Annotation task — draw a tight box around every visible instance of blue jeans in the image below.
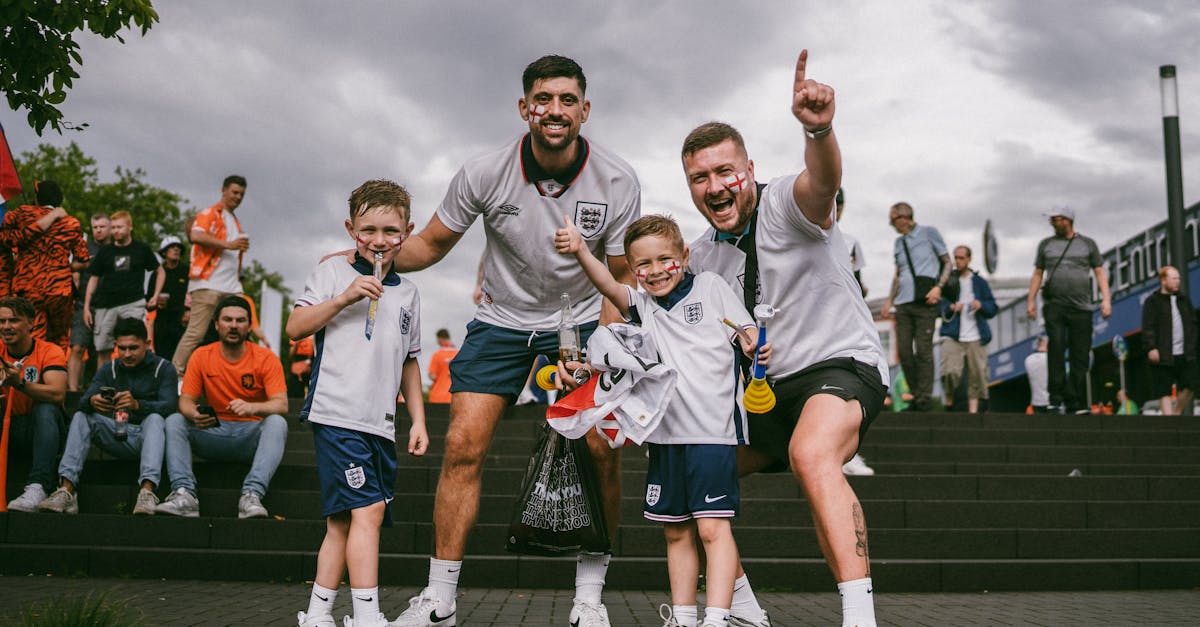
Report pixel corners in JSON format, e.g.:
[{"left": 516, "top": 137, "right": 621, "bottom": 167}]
[
  {"left": 162, "top": 413, "right": 288, "bottom": 497},
  {"left": 9, "top": 402, "right": 64, "bottom": 490},
  {"left": 57, "top": 411, "right": 166, "bottom": 488}
]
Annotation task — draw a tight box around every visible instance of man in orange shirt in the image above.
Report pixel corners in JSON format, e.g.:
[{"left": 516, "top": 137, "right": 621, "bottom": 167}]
[
  {"left": 0, "top": 180, "right": 89, "bottom": 351},
  {"left": 426, "top": 329, "right": 457, "bottom": 404},
  {"left": 172, "top": 175, "right": 249, "bottom": 376},
  {"left": 1, "top": 297, "right": 68, "bottom": 512},
  {"left": 156, "top": 295, "right": 288, "bottom": 519}
]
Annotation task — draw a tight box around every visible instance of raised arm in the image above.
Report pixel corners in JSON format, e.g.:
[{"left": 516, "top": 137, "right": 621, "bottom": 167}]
[
  {"left": 788, "top": 49, "right": 842, "bottom": 228},
  {"left": 554, "top": 215, "right": 631, "bottom": 318},
  {"left": 391, "top": 214, "right": 464, "bottom": 273}
]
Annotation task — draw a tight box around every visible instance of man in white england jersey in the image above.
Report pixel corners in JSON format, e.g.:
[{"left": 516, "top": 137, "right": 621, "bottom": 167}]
[
  {"left": 390, "top": 55, "right": 640, "bottom": 627},
  {"left": 683, "top": 51, "right": 888, "bottom": 627}
]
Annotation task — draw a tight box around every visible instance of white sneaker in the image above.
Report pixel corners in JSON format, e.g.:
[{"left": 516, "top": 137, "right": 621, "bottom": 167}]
[
  {"left": 238, "top": 491, "right": 269, "bottom": 519},
  {"left": 569, "top": 599, "right": 610, "bottom": 627},
  {"left": 728, "top": 612, "right": 772, "bottom": 626},
  {"left": 37, "top": 487, "right": 78, "bottom": 514},
  {"left": 389, "top": 587, "right": 456, "bottom": 626},
  {"left": 658, "top": 604, "right": 682, "bottom": 627},
  {"left": 842, "top": 454, "right": 875, "bottom": 476},
  {"left": 155, "top": 487, "right": 200, "bottom": 517},
  {"left": 515, "top": 387, "right": 538, "bottom": 406},
  {"left": 133, "top": 487, "right": 159, "bottom": 515},
  {"left": 7, "top": 484, "right": 47, "bottom": 512},
  {"left": 298, "top": 610, "right": 337, "bottom": 627}
]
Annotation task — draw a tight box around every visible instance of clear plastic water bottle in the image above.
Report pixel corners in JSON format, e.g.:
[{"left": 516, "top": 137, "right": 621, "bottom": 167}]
[{"left": 114, "top": 409, "right": 129, "bottom": 441}]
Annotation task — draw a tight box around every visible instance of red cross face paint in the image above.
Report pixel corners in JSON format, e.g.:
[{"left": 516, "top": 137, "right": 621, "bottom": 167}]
[
  {"left": 354, "top": 231, "right": 405, "bottom": 252},
  {"left": 530, "top": 103, "right": 547, "bottom": 124},
  {"left": 724, "top": 172, "right": 749, "bottom": 194}
]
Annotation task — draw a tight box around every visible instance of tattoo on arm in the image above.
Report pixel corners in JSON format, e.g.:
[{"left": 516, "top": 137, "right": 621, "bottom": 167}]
[
  {"left": 853, "top": 502, "right": 871, "bottom": 575},
  {"left": 937, "top": 253, "right": 953, "bottom": 285}
]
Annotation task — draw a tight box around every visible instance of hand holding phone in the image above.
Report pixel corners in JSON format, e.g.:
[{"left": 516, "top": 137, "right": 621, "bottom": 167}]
[{"left": 195, "top": 404, "right": 219, "bottom": 429}]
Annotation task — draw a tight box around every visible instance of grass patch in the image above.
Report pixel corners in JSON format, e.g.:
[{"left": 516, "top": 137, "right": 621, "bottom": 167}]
[{"left": 16, "top": 591, "right": 144, "bottom": 627}]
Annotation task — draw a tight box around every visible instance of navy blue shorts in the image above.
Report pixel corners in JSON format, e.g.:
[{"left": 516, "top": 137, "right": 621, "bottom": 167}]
[
  {"left": 748, "top": 357, "right": 887, "bottom": 473},
  {"left": 312, "top": 422, "right": 398, "bottom": 525},
  {"left": 643, "top": 443, "right": 739, "bottom": 522},
  {"left": 449, "top": 319, "right": 598, "bottom": 397}
]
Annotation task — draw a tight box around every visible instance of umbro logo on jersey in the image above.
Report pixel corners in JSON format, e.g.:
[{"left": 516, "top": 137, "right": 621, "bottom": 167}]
[
  {"left": 497, "top": 203, "right": 521, "bottom": 216},
  {"left": 704, "top": 494, "right": 726, "bottom": 503}
]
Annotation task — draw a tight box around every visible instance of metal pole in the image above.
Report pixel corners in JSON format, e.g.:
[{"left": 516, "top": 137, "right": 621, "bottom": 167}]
[{"left": 1161, "top": 65, "right": 1188, "bottom": 299}]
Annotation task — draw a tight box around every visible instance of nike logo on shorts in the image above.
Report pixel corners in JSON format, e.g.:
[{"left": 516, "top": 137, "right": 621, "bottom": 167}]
[{"left": 704, "top": 494, "right": 726, "bottom": 503}]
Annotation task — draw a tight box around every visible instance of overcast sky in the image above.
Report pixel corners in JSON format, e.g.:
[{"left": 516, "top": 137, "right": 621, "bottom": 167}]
[{"left": 4, "top": 1, "right": 1198, "bottom": 379}]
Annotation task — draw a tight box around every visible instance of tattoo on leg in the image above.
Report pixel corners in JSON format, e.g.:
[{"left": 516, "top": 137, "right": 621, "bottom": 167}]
[{"left": 853, "top": 502, "right": 871, "bottom": 575}]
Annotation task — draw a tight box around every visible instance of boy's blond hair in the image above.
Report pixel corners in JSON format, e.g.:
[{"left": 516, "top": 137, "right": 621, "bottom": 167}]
[
  {"left": 622, "top": 214, "right": 685, "bottom": 256},
  {"left": 348, "top": 179, "right": 411, "bottom": 222}
]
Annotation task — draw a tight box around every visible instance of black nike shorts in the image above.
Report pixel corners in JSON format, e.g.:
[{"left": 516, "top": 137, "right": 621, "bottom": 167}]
[{"left": 746, "top": 357, "right": 887, "bottom": 473}]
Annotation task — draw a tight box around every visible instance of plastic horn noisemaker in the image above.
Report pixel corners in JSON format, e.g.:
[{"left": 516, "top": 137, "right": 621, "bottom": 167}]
[
  {"left": 364, "top": 251, "right": 383, "bottom": 340},
  {"left": 535, "top": 364, "right": 559, "bottom": 391},
  {"left": 742, "top": 304, "right": 778, "bottom": 414}
]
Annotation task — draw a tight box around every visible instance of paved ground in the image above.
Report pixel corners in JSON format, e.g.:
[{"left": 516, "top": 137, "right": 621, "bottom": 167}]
[{"left": 1, "top": 576, "right": 1198, "bottom": 625}]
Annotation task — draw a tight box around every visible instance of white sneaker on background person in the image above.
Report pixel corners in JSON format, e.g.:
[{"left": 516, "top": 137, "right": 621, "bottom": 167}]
[{"left": 842, "top": 454, "right": 875, "bottom": 476}]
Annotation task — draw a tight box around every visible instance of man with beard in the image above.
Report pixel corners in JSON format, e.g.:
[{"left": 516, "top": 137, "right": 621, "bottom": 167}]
[
  {"left": 390, "top": 55, "right": 639, "bottom": 627},
  {"left": 1140, "top": 265, "right": 1194, "bottom": 415},
  {"left": 156, "top": 296, "right": 288, "bottom": 519},
  {"left": 173, "top": 175, "right": 249, "bottom": 377},
  {"left": 1026, "top": 206, "right": 1110, "bottom": 414},
  {"left": 683, "top": 51, "right": 888, "bottom": 627},
  {"left": 69, "top": 213, "right": 112, "bottom": 391}
]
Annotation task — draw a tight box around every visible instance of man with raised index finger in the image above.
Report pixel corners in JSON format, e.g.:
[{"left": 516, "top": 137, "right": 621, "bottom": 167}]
[
  {"left": 388, "top": 55, "right": 640, "bottom": 627},
  {"left": 684, "top": 50, "right": 888, "bottom": 627}
]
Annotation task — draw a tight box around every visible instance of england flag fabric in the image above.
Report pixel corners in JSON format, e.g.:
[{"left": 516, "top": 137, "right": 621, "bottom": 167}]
[{"left": 546, "top": 323, "right": 677, "bottom": 447}]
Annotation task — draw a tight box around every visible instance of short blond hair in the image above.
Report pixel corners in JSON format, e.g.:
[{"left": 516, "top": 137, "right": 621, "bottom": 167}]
[
  {"left": 348, "top": 179, "right": 411, "bottom": 222},
  {"left": 623, "top": 214, "right": 684, "bottom": 254}
]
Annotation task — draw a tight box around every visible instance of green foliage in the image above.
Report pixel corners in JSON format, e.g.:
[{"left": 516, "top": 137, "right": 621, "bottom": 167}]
[
  {"left": 1, "top": 0, "right": 158, "bottom": 135},
  {"left": 242, "top": 259, "right": 293, "bottom": 350},
  {"left": 13, "top": 141, "right": 187, "bottom": 248},
  {"left": 16, "top": 591, "right": 144, "bottom": 626}
]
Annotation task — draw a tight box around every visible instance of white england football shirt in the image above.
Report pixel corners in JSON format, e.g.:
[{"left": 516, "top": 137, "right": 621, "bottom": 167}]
[
  {"left": 294, "top": 255, "right": 422, "bottom": 441},
  {"left": 627, "top": 272, "right": 753, "bottom": 445},
  {"left": 689, "top": 174, "right": 888, "bottom": 387},
  {"left": 437, "top": 134, "right": 641, "bottom": 330}
]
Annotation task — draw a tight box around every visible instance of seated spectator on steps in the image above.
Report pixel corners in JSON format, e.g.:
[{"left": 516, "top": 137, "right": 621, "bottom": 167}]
[
  {"left": 157, "top": 296, "right": 288, "bottom": 519},
  {"left": 37, "top": 317, "right": 178, "bottom": 515},
  {"left": 1, "top": 297, "right": 68, "bottom": 512}
]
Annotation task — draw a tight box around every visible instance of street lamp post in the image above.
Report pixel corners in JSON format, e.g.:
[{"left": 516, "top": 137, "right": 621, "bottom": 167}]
[{"left": 1161, "top": 65, "right": 1188, "bottom": 298}]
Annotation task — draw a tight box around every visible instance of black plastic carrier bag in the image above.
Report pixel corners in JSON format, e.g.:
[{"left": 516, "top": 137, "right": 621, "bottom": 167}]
[{"left": 505, "top": 422, "right": 610, "bottom": 556}]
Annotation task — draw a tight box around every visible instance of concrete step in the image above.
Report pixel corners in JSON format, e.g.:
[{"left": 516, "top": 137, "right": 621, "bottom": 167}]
[
  {"left": 2, "top": 542, "right": 1196, "bottom": 591},
  {"left": 8, "top": 514, "right": 1198, "bottom": 560}
]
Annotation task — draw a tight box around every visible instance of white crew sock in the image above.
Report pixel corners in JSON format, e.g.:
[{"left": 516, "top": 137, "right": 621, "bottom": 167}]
[
  {"left": 673, "top": 604, "right": 697, "bottom": 626},
  {"left": 703, "top": 606, "right": 730, "bottom": 626},
  {"left": 351, "top": 586, "right": 380, "bottom": 622},
  {"left": 574, "top": 552, "right": 611, "bottom": 605},
  {"left": 837, "top": 577, "right": 877, "bottom": 627},
  {"left": 429, "top": 557, "right": 462, "bottom": 603},
  {"left": 730, "top": 574, "right": 767, "bottom": 620},
  {"left": 305, "top": 582, "right": 337, "bottom": 617}
]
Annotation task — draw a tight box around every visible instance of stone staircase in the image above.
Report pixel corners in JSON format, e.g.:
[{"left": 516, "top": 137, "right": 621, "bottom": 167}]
[{"left": 3, "top": 403, "right": 1198, "bottom": 592}]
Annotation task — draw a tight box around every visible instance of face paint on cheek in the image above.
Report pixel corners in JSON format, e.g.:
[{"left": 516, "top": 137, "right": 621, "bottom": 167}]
[
  {"left": 723, "top": 172, "right": 749, "bottom": 194},
  {"left": 530, "top": 103, "right": 547, "bottom": 124},
  {"left": 665, "top": 260, "right": 681, "bottom": 275},
  {"left": 634, "top": 268, "right": 649, "bottom": 282}
]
